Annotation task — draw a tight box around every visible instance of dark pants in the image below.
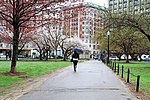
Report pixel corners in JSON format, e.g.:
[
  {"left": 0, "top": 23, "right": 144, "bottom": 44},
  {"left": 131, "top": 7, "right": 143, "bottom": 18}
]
[{"left": 73, "top": 61, "right": 78, "bottom": 72}]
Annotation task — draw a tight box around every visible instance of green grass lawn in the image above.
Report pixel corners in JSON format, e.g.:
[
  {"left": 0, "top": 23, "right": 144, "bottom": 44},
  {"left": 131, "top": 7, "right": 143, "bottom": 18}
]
[
  {"left": 114, "top": 61, "right": 150, "bottom": 92},
  {"left": 0, "top": 61, "right": 71, "bottom": 95}
]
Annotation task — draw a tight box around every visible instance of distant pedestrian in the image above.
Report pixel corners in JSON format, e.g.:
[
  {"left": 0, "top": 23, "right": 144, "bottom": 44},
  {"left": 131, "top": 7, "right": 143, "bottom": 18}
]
[
  {"left": 71, "top": 51, "right": 79, "bottom": 72},
  {"left": 6, "top": 52, "right": 9, "bottom": 60}
]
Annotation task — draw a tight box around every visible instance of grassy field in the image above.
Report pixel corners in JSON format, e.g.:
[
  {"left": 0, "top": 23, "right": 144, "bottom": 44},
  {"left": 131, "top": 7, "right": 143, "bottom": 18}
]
[
  {"left": 114, "top": 61, "right": 150, "bottom": 92},
  {"left": 0, "top": 61, "right": 71, "bottom": 95}
]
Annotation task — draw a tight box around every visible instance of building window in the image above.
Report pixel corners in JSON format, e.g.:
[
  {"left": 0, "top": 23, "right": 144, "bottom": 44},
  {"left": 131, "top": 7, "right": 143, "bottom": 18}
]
[
  {"left": 86, "top": 40, "right": 88, "bottom": 43},
  {"left": 90, "top": 13, "right": 93, "bottom": 16},
  {"left": 82, "top": 35, "right": 84, "bottom": 39},
  {"left": 90, "top": 31, "right": 92, "bottom": 35},
  {"left": 86, "top": 35, "right": 88, "bottom": 39},
  {"left": 89, "top": 40, "right": 91, "bottom": 43},
  {"left": 93, "top": 51, "right": 95, "bottom": 54},
  {"left": 86, "top": 30, "right": 89, "bottom": 34},
  {"left": 93, "top": 45, "right": 95, "bottom": 49},
  {"left": 97, "top": 45, "right": 100, "bottom": 49}
]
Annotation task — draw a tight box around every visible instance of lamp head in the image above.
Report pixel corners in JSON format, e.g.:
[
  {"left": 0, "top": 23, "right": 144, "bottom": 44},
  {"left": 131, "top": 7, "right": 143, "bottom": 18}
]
[{"left": 107, "top": 31, "right": 110, "bottom": 36}]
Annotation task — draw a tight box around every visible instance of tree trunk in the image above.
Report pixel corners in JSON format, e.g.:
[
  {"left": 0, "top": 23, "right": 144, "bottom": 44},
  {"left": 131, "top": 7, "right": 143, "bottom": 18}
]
[
  {"left": 126, "top": 52, "right": 130, "bottom": 63},
  {"left": 118, "top": 52, "right": 121, "bottom": 61},
  {"left": 39, "top": 52, "right": 42, "bottom": 60},
  {"left": 55, "top": 49, "right": 57, "bottom": 62},
  {"left": 63, "top": 53, "right": 67, "bottom": 61},
  {"left": 46, "top": 50, "right": 48, "bottom": 61},
  {"left": 10, "top": 35, "right": 19, "bottom": 73},
  {"left": 130, "top": 53, "right": 134, "bottom": 61},
  {"left": 63, "top": 57, "right": 66, "bottom": 61},
  {"left": 138, "top": 53, "right": 142, "bottom": 61},
  {"left": 62, "top": 49, "right": 65, "bottom": 61}
]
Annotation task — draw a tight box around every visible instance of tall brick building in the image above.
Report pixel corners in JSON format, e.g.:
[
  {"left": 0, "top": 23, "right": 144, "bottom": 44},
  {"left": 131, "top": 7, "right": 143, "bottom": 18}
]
[{"left": 63, "top": 2, "right": 106, "bottom": 57}]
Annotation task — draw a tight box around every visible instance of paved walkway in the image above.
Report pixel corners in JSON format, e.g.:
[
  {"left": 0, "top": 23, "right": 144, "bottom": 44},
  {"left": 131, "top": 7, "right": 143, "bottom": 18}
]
[{"left": 17, "top": 60, "right": 136, "bottom": 100}]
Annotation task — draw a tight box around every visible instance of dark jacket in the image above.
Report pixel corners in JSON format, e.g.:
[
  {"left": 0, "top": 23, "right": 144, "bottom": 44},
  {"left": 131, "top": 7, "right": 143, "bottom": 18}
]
[{"left": 72, "top": 51, "right": 79, "bottom": 59}]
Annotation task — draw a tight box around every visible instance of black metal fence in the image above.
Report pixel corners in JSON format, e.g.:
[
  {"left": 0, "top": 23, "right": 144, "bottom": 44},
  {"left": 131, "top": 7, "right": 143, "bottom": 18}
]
[{"left": 108, "top": 62, "right": 140, "bottom": 92}]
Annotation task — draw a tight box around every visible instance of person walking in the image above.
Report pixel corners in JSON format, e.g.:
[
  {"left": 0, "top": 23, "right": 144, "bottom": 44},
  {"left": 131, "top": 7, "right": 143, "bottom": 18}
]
[{"left": 72, "top": 51, "right": 79, "bottom": 72}]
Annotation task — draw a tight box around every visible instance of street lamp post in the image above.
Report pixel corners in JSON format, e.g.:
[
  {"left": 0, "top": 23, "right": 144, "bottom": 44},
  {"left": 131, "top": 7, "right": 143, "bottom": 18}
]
[{"left": 107, "top": 31, "right": 110, "bottom": 64}]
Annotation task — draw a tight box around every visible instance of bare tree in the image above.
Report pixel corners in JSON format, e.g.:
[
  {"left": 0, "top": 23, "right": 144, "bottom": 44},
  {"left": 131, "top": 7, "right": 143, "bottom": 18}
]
[
  {"left": 59, "top": 37, "right": 79, "bottom": 61},
  {"left": 61, "top": 36, "right": 88, "bottom": 60},
  {"left": 44, "top": 21, "right": 64, "bottom": 61},
  {"left": 0, "top": 0, "right": 81, "bottom": 73},
  {"left": 31, "top": 26, "right": 51, "bottom": 61}
]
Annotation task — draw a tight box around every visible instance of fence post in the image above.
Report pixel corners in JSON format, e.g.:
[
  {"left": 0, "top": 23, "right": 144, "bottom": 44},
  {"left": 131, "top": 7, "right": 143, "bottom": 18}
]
[
  {"left": 117, "top": 64, "right": 119, "bottom": 75},
  {"left": 110, "top": 61, "right": 112, "bottom": 69},
  {"left": 114, "top": 63, "right": 116, "bottom": 72},
  {"left": 122, "top": 65, "right": 124, "bottom": 78},
  {"left": 136, "top": 75, "right": 140, "bottom": 92},
  {"left": 111, "top": 61, "right": 113, "bottom": 69},
  {"left": 127, "top": 68, "right": 130, "bottom": 83},
  {"left": 112, "top": 62, "right": 114, "bottom": 70}
]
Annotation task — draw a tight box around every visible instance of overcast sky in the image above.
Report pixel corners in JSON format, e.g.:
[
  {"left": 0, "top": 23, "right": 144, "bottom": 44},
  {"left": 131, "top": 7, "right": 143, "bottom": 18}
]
[{"left": 84, "top": 0, "right": 108, "bottom": 7}]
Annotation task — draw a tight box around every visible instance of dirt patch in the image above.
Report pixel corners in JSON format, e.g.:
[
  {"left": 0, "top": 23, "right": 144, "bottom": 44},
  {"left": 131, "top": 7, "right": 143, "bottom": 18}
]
[
  {"left": 117, "top": 75, "right": 150, "bottom": 100},
  {"left": 0, "top": 72, "right": 26, "bottom": 76},
  {"left": 128, "top": 83, "right": 150, "bottom": 100},
  {"left": 133, "top": 91, "right": 150, "bottom": 100}
]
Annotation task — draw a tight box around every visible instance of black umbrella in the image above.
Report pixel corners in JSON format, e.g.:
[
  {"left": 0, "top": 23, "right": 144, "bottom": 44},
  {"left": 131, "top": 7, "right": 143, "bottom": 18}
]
[{"left": 74, "top": 48, "right": 83, "bottom": 54}]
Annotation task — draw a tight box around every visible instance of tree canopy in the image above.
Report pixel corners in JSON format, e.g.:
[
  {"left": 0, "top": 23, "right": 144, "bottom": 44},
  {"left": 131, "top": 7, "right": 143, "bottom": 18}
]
[{"left": 103, "top": 11, "right": 150, "bottom": 41}]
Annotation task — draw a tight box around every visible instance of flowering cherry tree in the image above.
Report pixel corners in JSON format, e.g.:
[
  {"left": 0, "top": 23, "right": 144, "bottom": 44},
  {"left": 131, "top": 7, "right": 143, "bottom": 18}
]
[{"left": 59, "top": 35, "right": 89, "bottom": 60}]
